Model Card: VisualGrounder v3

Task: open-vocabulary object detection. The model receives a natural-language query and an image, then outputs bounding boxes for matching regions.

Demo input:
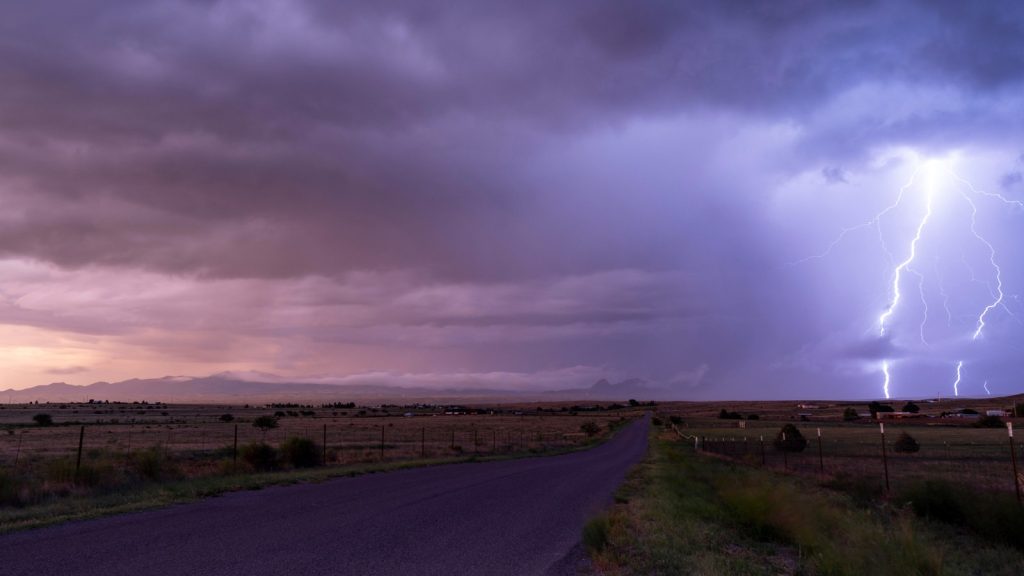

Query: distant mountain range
[0,374,671,404]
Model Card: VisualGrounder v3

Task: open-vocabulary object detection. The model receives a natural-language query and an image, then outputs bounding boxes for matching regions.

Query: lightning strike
[787,169,920,267]
[881,360,891,400]
[878,164,937,339]
[957,184,1008,340]
[984,380,991,396]
[798,156,1021,399]
[953,360,963,397]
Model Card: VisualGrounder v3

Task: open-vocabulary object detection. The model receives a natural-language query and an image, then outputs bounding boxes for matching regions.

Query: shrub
[580,422,601,437]
[669,415,683,425]
[280,437,321,468]
[747,414,760,421]
[773,424,807,452]
[32,413,53,426]
[650,416,664,426]
[974,414,1004,428]
[868,401,894,417]
[0,469,29,507]
[240,442,279,471]
[718,409,743,420]
[842,407,859,421]
[218,413,234,422]
[252,415,279,434]
[892,431,920,453]
[131,446,177,481]
[901,401,920,413]
[582,514,610,553]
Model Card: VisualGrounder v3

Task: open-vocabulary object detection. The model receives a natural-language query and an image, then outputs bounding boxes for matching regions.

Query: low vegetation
[0,407,637,533]
[587,429,1024,575]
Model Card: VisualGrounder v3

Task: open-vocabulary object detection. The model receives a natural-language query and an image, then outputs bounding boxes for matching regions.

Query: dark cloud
[1,1,1024,397]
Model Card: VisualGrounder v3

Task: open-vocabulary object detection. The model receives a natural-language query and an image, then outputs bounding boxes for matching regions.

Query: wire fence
[674,421,1024,499]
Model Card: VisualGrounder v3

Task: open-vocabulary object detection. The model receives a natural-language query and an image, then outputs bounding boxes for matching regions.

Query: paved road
[0,416,648,576]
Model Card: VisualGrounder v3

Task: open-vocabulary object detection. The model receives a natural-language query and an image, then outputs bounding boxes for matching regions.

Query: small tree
[842,407,860,422]
[252,415,279,439]
[774,424,807,452]
[902,402,920,414]
[32,413,53,426]
[868,401,894,418]
[219,413,235,423]
[893,431,920,453]
[580,422,601,437]
[975,415,1004,428]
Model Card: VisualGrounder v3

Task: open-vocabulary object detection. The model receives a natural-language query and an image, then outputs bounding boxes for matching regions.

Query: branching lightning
[798,156,1021,399]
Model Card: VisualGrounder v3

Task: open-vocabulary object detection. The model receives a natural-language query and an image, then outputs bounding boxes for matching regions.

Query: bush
[901,401,920,414]
[252,415,279,433]
[773,424,807,452]
[842,407,859,421]
[746,414,760,421]
[651,416,664,426]
[131,446,177,481]
[218,413,234,422]
[582,514,610,553]
[32,413,53,426]
[280,437,321,468]
[580,422,601,437]
[669,415,683,425]
[974,414,1004,428]
[718,409,743,420]
[240,442,279,471]
[892,431,920,453]
[868,401,894,417]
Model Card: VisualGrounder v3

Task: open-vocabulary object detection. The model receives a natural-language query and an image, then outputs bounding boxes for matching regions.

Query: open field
[0,401,634,464]
[652,396,1024,495]
[0,400,641,530]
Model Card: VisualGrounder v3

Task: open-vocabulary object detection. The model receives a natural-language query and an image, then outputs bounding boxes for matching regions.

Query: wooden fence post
[880,422,890,494]
[1009,422,1021,506]
[74,426,85,484]
[817,428,824,474]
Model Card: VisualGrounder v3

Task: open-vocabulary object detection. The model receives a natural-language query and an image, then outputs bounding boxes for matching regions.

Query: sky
[1,0,1024,399]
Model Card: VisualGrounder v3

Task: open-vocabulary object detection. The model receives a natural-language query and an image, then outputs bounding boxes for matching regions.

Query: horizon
[2,2,1024,400]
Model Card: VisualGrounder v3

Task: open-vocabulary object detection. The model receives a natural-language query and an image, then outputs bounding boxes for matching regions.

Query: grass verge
[587,429,1024,575]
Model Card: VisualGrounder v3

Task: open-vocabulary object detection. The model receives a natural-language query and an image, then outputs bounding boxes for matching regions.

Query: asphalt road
[0,416,649,576]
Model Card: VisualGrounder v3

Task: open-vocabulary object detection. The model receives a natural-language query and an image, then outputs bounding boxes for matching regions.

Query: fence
[679,421,1024,500]
[0,412,617,474]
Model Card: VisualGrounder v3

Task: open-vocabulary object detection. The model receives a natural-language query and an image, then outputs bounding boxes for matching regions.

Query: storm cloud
[2,0,1024,398]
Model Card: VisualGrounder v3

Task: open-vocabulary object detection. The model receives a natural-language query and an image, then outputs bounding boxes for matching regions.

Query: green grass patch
[588,431,1024,575]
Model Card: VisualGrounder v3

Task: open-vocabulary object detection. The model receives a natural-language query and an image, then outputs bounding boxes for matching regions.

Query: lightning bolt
[984,380,991,396]
[878,167,935,340]
[795,157,1021,399]
[787,169,920,267]
[881,360,891,400]
[953,360,963,397]
[955,179,1008,340]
